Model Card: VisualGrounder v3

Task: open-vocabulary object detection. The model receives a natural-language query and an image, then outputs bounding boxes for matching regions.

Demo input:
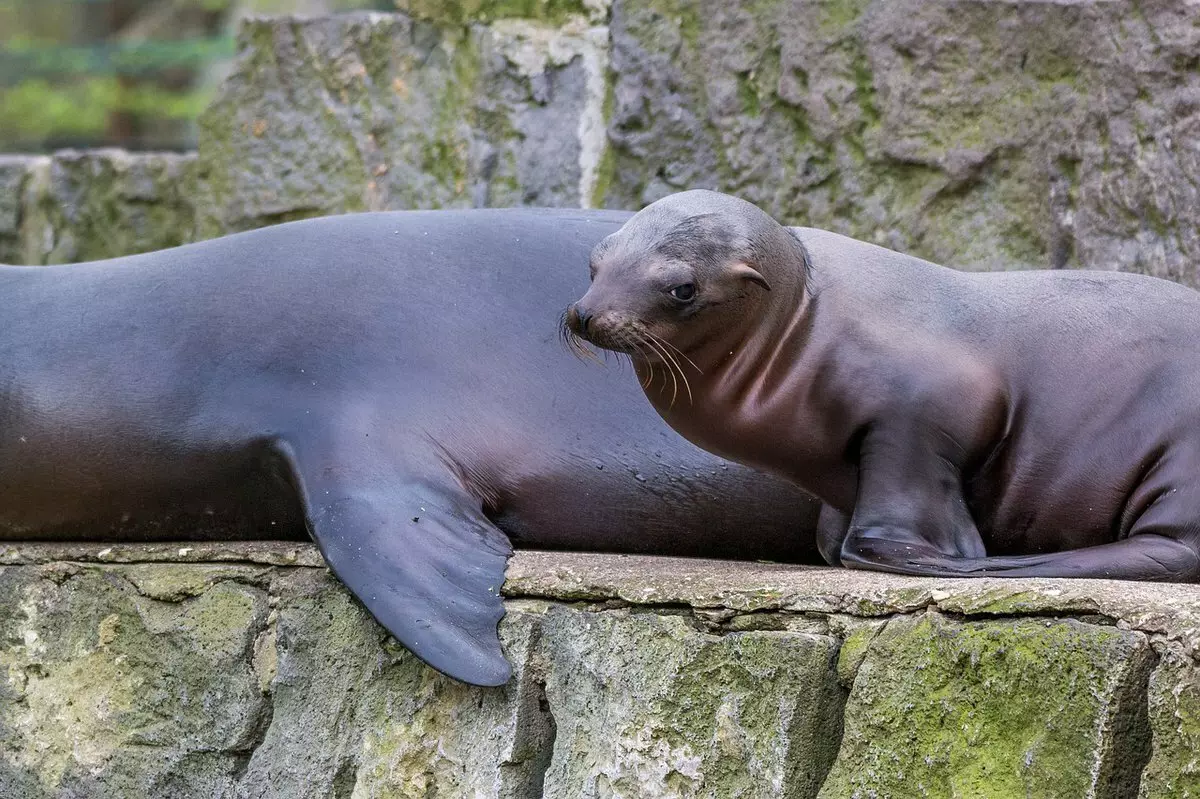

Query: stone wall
[0,151,196,265]
[2,544,1198,798]
[5,1,1200,287]
[5,3,1200,796]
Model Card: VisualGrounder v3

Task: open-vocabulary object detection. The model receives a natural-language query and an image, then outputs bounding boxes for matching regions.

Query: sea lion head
[565,190,794,363]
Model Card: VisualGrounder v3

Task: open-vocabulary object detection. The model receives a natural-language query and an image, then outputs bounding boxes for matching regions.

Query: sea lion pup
[565,189,1200,581]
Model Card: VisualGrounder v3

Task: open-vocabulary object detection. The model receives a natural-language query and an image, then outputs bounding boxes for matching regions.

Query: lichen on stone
[818,611,1154,799]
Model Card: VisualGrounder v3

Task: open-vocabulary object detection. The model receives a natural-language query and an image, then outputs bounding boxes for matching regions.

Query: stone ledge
[8,543,1200,646]
[1,545,1197,797]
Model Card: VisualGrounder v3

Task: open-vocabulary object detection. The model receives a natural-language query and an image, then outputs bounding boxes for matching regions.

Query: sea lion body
[570,190,1200,581]
[0,208,822,685]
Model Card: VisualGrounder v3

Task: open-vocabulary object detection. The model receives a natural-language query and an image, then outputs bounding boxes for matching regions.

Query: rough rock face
[820,614,1153,799]
[184,0,1200,286]
[602,0,1200,283]
[2,545,1198,797]
[0,150,196,265]
[0,157,31,263]
[191,11,610,236]
[6,2,1200,287]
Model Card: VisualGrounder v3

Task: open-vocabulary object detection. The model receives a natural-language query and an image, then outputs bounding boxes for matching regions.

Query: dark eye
[669,283,696,302]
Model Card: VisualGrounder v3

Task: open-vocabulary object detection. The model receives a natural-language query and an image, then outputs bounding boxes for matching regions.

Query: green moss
[815,0,869,35]
[396,0,591,26]
[849,54,879,130]
[589,76,617,207]
[675,0,702,58]
[820,613,1153,798]
[737,71,762,118]
[410,27,480,204]
[589,140,617,208]
[834,622,882,686]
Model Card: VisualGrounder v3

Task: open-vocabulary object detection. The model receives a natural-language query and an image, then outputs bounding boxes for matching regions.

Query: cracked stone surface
[0,545,1195,797]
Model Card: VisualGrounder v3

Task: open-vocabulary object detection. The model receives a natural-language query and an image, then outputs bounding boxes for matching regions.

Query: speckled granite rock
[2,546,1197,797]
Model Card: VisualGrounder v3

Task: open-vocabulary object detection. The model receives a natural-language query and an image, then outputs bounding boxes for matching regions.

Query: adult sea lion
[0,208,824,686]
[566,189,1200,582]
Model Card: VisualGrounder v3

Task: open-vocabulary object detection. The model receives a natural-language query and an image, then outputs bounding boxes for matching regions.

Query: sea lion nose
[569,303,594,336]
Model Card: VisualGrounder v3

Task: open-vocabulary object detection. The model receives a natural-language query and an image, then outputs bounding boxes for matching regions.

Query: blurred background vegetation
[0,0,392,152]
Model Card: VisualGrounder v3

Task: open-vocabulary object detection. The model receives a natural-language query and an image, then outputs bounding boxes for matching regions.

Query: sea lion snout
[566,303,593,336]
[565,299,635,351]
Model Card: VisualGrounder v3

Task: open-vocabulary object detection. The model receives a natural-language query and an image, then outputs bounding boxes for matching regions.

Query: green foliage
[0,36,236,80]
[0,78,213,143]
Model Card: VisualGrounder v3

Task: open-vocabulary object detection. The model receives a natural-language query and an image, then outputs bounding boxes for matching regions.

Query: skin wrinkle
[565,189,1200,583]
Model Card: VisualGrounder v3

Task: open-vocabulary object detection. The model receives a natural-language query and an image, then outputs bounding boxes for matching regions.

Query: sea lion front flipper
[842,422,988,568]
[274,441,513,687]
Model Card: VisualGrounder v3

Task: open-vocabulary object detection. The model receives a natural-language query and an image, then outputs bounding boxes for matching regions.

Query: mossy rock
[10,149,197,265]
[1137,645,1200,798]
[193,12,604,237]
[819,612,1154,799]
[394,0,598,26]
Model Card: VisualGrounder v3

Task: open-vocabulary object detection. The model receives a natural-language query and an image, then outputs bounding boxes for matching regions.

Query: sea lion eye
[669,283,696,302]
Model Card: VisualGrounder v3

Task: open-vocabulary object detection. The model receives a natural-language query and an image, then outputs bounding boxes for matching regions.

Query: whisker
[558,311,606,366]
[652,333,703,374]
[637,332,680,408]
[619,331,655,389]
[643,330,695,406]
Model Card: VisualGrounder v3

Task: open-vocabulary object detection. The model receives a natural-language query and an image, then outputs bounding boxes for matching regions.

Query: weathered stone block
[1139,645,1200,799]
[11,149,197,265]
[0,563,271,797]
[819,612,1154,799]
[241,569,557,799]
[538,606,844,798]
[0,156,39,264]
[193,12,609,236]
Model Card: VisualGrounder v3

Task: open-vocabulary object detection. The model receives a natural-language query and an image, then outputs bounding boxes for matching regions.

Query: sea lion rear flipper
[275,442,514,686]
[904,534,1200,581]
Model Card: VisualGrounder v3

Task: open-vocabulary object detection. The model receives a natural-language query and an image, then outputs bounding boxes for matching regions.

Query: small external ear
[729,262,771,292]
